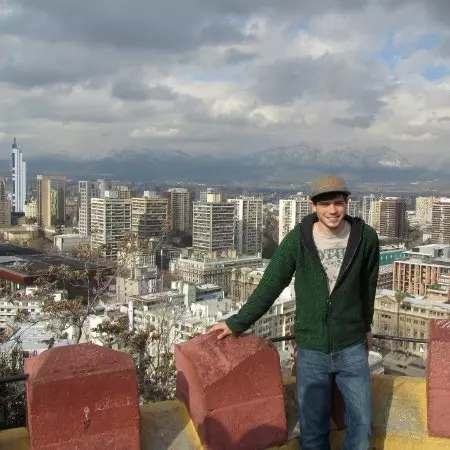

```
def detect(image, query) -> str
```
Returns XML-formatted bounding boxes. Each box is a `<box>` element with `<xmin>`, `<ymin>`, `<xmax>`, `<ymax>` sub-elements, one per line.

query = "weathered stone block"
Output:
<box><xmin>427</xmin><ymin>319</ymin><xmax>450</xmax><ymax>438</ymax></box>
<box><xmin>175</xmin><ymin>332</ymin><xmax>287</xmax><ymax>449</ymax></box>
<box><xmin>25</xmin><ymin>343</ymin><xmax>141</xmax><ymax>450</ymax></box>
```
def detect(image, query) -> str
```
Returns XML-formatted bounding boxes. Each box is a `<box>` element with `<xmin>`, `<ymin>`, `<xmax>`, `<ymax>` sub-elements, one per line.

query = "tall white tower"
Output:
<box><xmin>11</xmin><ymin>137</ymin><xmax>27</xmax><ymax>213</ymax></box>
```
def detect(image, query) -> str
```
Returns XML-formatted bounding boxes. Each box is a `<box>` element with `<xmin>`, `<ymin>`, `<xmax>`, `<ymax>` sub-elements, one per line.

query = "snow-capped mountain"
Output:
<box><xmin>0</xmin><ymin>144</ymin><xmax>444</xmax><ymax>183</ymax></box>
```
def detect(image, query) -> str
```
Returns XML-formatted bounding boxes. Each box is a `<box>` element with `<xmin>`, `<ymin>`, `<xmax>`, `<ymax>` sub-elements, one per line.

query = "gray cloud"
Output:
<box><xmin>223</xmin><ymin>48</ymin><xmax>256</xmax><ymax>65</ymax></box>
<box><xmin>1</xmin><ymin>0</ymin><xmax>450</xmax><ymax>163</ymax></box>
<box><xmin>111</xmin><ymin>82</ymin><xmax>175</xmax><ymax>102</ymax></box>
<box><xmin>254</xmin><ymin>55</ymin><xmax>392</xmax><ymax>118</ymax></box>
<box><xmin>3</xmin><ymin>0</ymin><xmax>252</xmax><ymax>52</ymax></box>
<box><xmin>334</xmin><ymin>115</ymin><xmax>375</xmax><ymax>128</ymax></box>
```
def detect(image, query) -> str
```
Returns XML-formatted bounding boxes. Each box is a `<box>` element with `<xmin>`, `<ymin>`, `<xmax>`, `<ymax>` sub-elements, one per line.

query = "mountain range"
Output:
<box><xmin>0</xmin><ymin>144</ymin><xmax>447</xmax><ymax>183</ymax></box>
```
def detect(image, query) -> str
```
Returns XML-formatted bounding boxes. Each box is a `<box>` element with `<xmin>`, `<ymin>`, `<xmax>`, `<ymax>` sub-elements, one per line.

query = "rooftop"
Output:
<box><xmin>0</xmin><ymin>243</ymin><xmax>105</xmax><ymax>277</ymax></box>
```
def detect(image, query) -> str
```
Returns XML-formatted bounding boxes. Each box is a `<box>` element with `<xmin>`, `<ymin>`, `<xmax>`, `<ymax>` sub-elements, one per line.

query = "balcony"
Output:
<box><xmin>1</xmin><ymin>320</ymin><xmax>450</xmax><ymax>449</ymax></box>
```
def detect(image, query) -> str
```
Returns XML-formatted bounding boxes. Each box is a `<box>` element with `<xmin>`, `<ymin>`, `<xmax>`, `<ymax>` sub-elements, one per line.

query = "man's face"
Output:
<box><xmin>311</xmin><ymin>194</ymin><xmax>348</xmax><ymax>230</ymax></box>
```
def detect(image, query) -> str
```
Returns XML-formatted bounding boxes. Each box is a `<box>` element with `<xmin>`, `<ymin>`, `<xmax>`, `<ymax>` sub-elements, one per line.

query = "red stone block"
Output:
<box><xmin>428</xmin><ymin>319</ymin><xmax>450</xmax><ymax>342</ymax></box>
<box><xmin>427</xmin><ymin>320</ymin><xmax>450</xmax><ymax>438</ymax></box>
<box><xmin>175</xmin><ymin>332</ymin><xmax>287</xmax><ymax>449</ymax></box>
<box><xmin>428</xmin><ymin>390</ymin><xmax>450</xmax><ymax>437</ymax></box>
<box><xmin>25</xmin><ymin>343</ymin><xmax>141</xmax><ymax>450</ymax></box>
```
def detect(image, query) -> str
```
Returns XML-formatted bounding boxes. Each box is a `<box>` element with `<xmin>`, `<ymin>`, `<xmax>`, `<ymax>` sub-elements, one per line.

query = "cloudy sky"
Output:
<box><xmin>1</xmin><ymin>0</ymin><xmax>450</xmax><ymax>163</ymax></box>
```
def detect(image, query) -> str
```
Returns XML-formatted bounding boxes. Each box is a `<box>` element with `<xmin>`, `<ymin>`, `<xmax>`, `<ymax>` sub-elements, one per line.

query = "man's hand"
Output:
<box><xmin>365</xmin><ymin>332</ymin><xmax>372</xmax><ymax>355</ymax></box>
<box><xmin>206</xmin><ymin>323</ymin><xmax>233</xmax><ymax>340</ymax></box>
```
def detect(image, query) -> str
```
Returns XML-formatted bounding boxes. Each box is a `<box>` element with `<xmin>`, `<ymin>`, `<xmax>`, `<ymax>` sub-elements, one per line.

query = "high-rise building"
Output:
<box><xmin>368</xmin><ymin>199</ymin><xmax>381</xmax><ymax>230</ymax></box>
<box><xmin>0</xmin><ymin>181</ymin><xmax>11</xmax><ymax>228</ymax></box>
<box><xmin>164</xmin><ymin>188</ymin><xmax>194</xmax><ymax>235</ymax></box>
<box><xmin>278</xmin><ymin>194</ymin><xmax>312</xmax><ymax>243</ymax></box>
<box><xmin>193</xmin><ymin>202</ymin><xmax>235</xmax><ymax>255</ymax></box>
<box><xmin>37</xmin><ymin>175</ymin><xmax>67</xmax><ymax>229</ymax></box>
<box><xmin>416</xmin><ymin>196</ymin><xmax>435</xmax><ymax>226</ymax></box>
<box><xmin>431</xmin><ymin>198</ymin><xmax>450</xmax><ymax>244</ymax></box>
<box><xmin>24</xmin><ymin>200</ymin><xmax>38</xmax><ymax>219</ymax></box>
<box><xmin>131</xmin><ymin>193</ymin><xmax>169</xmax><ymax>240</ymax></box>
<box><xmin>200</xmin><ymin>188</ymin><xmax>222</xmax><ymax>203</ymax></box>
<box><xmin>227</xmin><ymin>197</ymin><xmax>263</xmax><ymax>256</ymax></box>
<box><xmin>361</xmin><ymin>195</ymin><xmax>377</xmax><ymax>224</ymax></box>
<box><xmin>90</xmin><ymin>191</ymin><xmax>132</xmax><ymax>260</ymax></box>
<box><xmin>11</xmin><ymin>137</ymin><xmax>27</xmax><ymax>213</ymax></box>
<box><xmin>378</xmin><ymin>197</ymin><xmax>407</xmax><ymax>238</ymax></box>
<box><xmin>78</xmin><ymin>180</ymin><xmax>129</xmax><ymax>237</ymax></box>
<box><xmin>347</xmin><ymin>199</ymin><xmax>360</xmax><ymax>217</ymax></box>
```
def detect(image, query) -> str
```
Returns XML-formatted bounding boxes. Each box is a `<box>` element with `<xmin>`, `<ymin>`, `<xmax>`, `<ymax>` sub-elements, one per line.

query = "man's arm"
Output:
<box><xmin>362</xmin><ymin>230</ymin><xmax>380</xmax><ymax>333</ymax></box>
<box><xmin>221</xmin><ymin>227</ymin><xmax>298</xmax><ymax>337</ymax></box>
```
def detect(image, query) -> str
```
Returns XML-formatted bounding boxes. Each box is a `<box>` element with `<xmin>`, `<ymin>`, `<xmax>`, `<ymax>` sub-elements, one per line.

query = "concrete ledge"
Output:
<box><xmin>3</xmin><ymin>375</ymin><xmax>450</xmax><ymax>449</ymax></box>
<box><xmin>0</xmin><ymin>427</ymin><xmax>28</xmax><ymax>450</ymax></box>
<box><xmin>140</xmin><ymin>401</ymin><xmax>202</xmax><ymax>450</ymax></box>
<box><xmin>279</xmin><ymin>374</ymin><xmax>450</xmax><ymax>449</ymax></box>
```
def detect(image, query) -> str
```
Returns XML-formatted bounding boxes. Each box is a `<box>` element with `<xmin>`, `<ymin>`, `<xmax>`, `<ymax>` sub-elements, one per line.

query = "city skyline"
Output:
<box><xmin>1</xmin><ymin>1</ymin><xmax>450</xmax><ymax>166</ymax></box>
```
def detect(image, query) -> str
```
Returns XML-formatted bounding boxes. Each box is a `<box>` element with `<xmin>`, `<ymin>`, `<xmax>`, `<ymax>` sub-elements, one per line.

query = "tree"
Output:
<box><xmin>0</xmin><ymin>344</ymin><xmax>28</xmax><ymax>430</ymax></box>
<box><xmin>92</xmin><ymin>299</ymin><xmax>188</xmax><ymax>402</ymax></box>
<box><xmin>7</xmin><ymin>233</ymin><xmax>165</xmax><ymax>345</ymax></box>
<box><xmin>0</xmin><ymin>229</ymin><xmax>177</xmax><ymax>423</ymax></box>
<box><xmin>262</xmin><ymin>211</ymin><xmax>279</xmax><ymax>259</ymax></box>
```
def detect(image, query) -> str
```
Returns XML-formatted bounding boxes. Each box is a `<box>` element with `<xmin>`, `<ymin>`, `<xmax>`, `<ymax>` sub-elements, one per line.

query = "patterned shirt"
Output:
<box><xmin>313</xmin><ymin>221</ymin><xmax>351</xmax><ymax>293</ymax></box>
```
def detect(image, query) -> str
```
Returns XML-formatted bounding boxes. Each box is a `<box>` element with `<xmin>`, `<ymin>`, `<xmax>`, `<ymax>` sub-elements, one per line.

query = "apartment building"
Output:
<box><xmin>164</xmin><ymin>188</ymin><xmax>194</xmax><ymax>235</ymax></box>
<box><xmin>377</xmin><ymin>247</ymin><xmax>406</xmax><ymax>289</ymax></box>
<box><xmin>200</xmin><ymin>188</ymin><xmax>222</xmax><ymax>203</ymax></box>
<box><xmin>252</xmin><ymin>282</ymin><xmax>296</xmax><ymax>353</ymax></box>
<box><xmin>227</xmin><ymin>197</ymin><xmax>263</xmax><ymax>256</ymax></box>
<box><xmin>278</xmin><ymin>194</ymin><xmax>312</xmax><ymax>243</ymax></box>
<box><xmin>78</xmin><ymin>180</ymin><xmax>130</xmax><ymax>237</ymax></box>
<box><xmin>361</xmin><ymin>195</ymin><xmax>377</xmax><ymax>224</ymax></box>
<box><xmin>90</xmin><ymin>192</ymin><xmax>132</xmax><ymax>260</ymax></box>
<box><xmin>415</xmin><ymin>196</ymin><xmax>435</xmax><ymax>227</ymax></box>
<box><xmin>37</xmin><ymin>175</ymin><xmax>67</xmax><ymax>229</ymax></box>
<box><xmin>170</xmin><ymin>252</ymin><xmax>264</xmax><ymax>294</ymax></box>
<box><xmin>192</xmin><ymin>202</ymin><xmax>235</xmax><ymax>256</ymax></box>
<box><xmin>378</xmin><ymin>197</ymin><xmax>407</xmax><ymax>238</ymax></box>
<box><xmin>131</xmin><ymin>193</ymin><xmax>168</xmax><ymax>240</ymax></box>
<box><xmin>0</xmin><ymin>287</ymin><xmax>65</xmax><ymax>322</ymax></box>
<box><xmin>431</xmin><ymin>197</ymin><xmax>450</xmax><ymax>244</ymax></box>
<box><xmin>0</xmin><ymin>181</ymin><xmax>11</xmax><ymax>228</ymax></box>
<box><xmin>347</xmin><ymin>198</ymin><xmax>360</xmax><ymax>217</ymax></box>
<box><xmin>373</xmin><ymin>290</ymin><xmax>450</xmax><ymax>356</ymax></box>
<box><xmin>393</xmin><ymin>244</ymin><xmax>450</xmax><ymax>299</ymax></box>
<box><xmin>231</xmin><ymin>266</ymin><xmax>265</xmax><ymax>301</ymax></box>
<box><xmin>24</xmin><ymin>200</ymin><xmax>37</xmax><ymax>219</ymax></box>
<box><xmin>128</xmin><ymin>288</ymin><xmax>237</xmax><ymax>348</ymax></box>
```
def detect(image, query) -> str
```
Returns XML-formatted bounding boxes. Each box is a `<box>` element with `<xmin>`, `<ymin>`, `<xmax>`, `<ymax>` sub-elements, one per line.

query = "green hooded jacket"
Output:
<box><xmin>226</xmin><ymin>213</ymin><xmax>380</xmax><ymax>353</ymax></box>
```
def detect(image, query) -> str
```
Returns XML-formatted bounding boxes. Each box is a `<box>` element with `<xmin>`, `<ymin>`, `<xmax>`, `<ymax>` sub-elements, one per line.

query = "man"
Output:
<box><xmin>208</xmin><ymin>174</ymin><xmax>379</xmax><ymax>450</ymax></box>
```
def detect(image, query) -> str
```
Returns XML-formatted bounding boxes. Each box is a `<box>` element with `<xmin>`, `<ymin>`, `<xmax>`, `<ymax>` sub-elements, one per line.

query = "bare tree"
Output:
<box><xmin>0</xmin><ymin>344</ymin><xmax>28</xmax><ymax>430</ymax></box>
<box><xmin>92</xmin><ymin>298</ymin><xmax>189</xmax><ymax>402</ymax></box>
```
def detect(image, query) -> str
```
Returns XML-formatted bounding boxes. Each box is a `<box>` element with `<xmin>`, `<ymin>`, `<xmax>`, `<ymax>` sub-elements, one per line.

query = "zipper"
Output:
<box><xmin>325</xmin><ymin>296</ymin><xmax>331</xmax><ymax>353</ymax></box>
<box><xmin>334</xmin><ymin>234</ymin><xmax>363</xmax><ymax>292</ymax></box>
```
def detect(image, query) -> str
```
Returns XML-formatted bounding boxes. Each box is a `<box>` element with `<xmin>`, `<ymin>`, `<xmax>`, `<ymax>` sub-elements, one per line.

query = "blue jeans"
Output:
<box><xmin>296</xmin><ymin>343</ymin><xmax>371</xmax><ymax>450</ymax></box>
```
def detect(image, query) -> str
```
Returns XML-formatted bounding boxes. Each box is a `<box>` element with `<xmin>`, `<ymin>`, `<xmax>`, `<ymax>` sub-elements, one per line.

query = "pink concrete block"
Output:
<box><xmin>428</xmin><ymin>389</ymin><xmax>450</xmax><ymax>438</ymax></box>
<box><xmin>175</xmin><ymin>332</ymin><xmax>287</xmax><ymax>449</ymax></box>
<box><xmin>204</xmin><ymin>395</ymin><xmax>286</xmax><ymax>449</ymax></box>
<box><xmin>428</xmin><ymin>319</ymin><xmax>450</xmax><ymax>342</ymax></box>
<box><xmin>427</xmin><ymin>320</ymin><xmax>450</xmax><ymax>438</ymax></box>
<box><xmin>25</xmin><ymin>343</ymin><xmax>141</xmax><ymax>450</ymax></box>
